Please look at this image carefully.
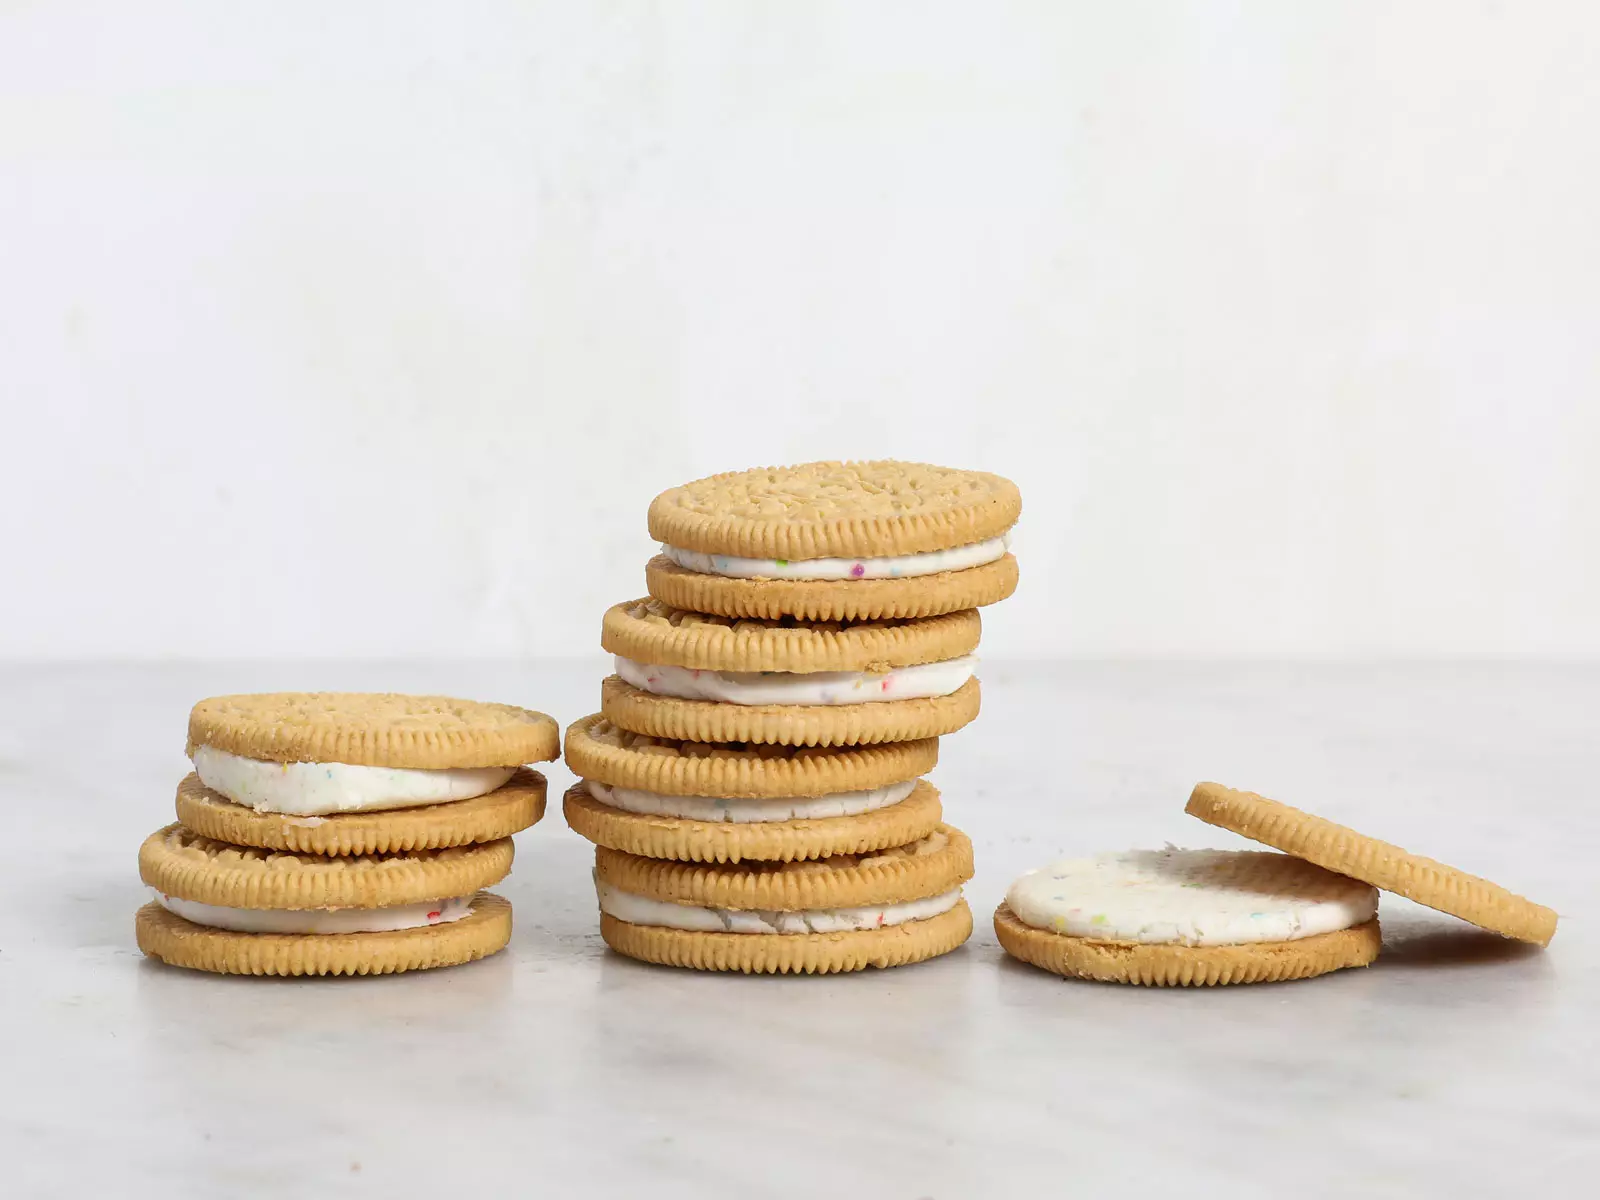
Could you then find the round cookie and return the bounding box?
[600,675,981,747]
[1186,781,1559,945]
[593,826,975,973]
[138,824,514,910]
[136,891,512,976]
[645,461,1021,620]
[188,693,561,769]
[174,769,548,855]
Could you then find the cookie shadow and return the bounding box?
[1377,918,1545,969]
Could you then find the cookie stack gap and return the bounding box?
[135,693,560,977]
[566,460,1020,973]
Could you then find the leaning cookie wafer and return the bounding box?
[188,693,560,769]
[646,553,1018,622]
[994,904,1380,986]
[565,779,944,864]
[174,770,547,855]
[602,600,980,674]
[1186,782,1559,945]
[136,891,512,976]
[601,675,980,747]
[138,824,514,910]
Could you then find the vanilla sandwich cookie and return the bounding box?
[996,849,1381,986]
[135,824,515,975]
[563,715,942,862]
[187,692,560,815]
[598,600,982,746]
[594,825,975,973]
[646,460,1021,621]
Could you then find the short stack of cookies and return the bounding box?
[564,460,1021,973]
[136,693,559,977]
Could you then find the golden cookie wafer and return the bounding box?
[1186,782,1558,945]
[648,460,1021,559]
[600,900,972,974]
[646,553,1018,622]
[600,675,980,747]
[188,693,560,769]
[138,824,514,910]
[174,770,547,855]
[594,824,972,910]
[564,714,935,797]
[564,779,944,864]
[994,903,1380,986]
[135,891,511,976]
[602,599,980,673]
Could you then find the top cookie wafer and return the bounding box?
[648,461,1020,559]
[189,693,561,769]
[1187,782,1558,946]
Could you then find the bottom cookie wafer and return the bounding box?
[601,898,973,974]
[135,891,512,977]
[993,903,1379,986]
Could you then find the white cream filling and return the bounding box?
[151,889,476,934]
[191,744,515,816]
[597,879,962,934]
[661,531,1012,581]
[1006,849,1378,947]
[585,777,917,822]
[613,654,976,706]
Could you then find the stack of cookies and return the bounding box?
[136,693,560,977]
[564,460,1021,974]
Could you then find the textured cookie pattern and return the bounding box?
[188,693,560,769]
[135,891,512,976]
[648,461,1022,559]
[174,770,547,855]
[593,824,973,910]
[994,904,1381,986]
[1186,782,1558,946]
[138,824,514,910]
[564,779,943,864]
[601,899,973,974]
[600,675,981,747]
[564,714,936,798]
[601,598,980,673]
[647,553,1018,622]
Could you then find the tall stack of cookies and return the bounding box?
[136,693,560,977]
[564,460,1021,974]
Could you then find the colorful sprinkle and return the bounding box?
[850,563,866,578]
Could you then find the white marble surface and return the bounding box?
[3,660,1595,1199]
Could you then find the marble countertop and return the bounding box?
[4,660,1595,1199]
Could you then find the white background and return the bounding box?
[3,1,1596,661]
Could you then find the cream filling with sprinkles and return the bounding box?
[597,879,962,934]
[191,744,515,816]
[612,654,977,706]
[661,531,1012,581]
[585,777,917,823]
[1006,849,1377,947]
[150,889,476,934]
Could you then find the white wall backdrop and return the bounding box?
[3,1,1597,660]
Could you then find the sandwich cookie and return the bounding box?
[996,849,1381,986]
[563,714,942,862]
[1187,782,1559,945]
[135,824,515,976]
[595,825,976,973]
[645,460,1020,621]
[599,599,982,747]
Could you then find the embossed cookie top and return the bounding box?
[189,693,560,769]
[648,461,1021,559]
[601,598,981,673]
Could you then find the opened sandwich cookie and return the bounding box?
[600,599,982,747]
[595,825,975,973]
[563,714,942,863]
[996,849,1381,986]
[645,460,1020,621]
